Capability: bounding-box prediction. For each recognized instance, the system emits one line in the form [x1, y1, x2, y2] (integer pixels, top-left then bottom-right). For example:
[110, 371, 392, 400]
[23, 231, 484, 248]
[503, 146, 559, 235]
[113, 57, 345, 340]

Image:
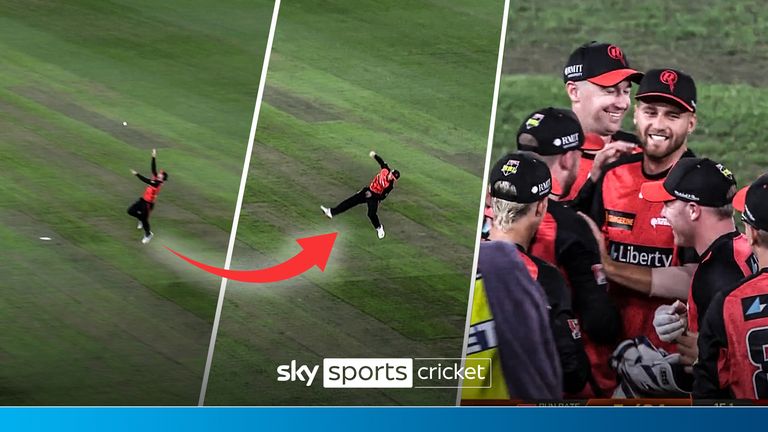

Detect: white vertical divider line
[455, 0, 511, 406]
[197, 0, 282, 406]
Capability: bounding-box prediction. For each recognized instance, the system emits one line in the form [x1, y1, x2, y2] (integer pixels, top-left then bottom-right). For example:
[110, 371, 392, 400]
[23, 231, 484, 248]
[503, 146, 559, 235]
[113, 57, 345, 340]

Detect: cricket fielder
[127, 148, 168, 244]
[321, 151, 400, 239]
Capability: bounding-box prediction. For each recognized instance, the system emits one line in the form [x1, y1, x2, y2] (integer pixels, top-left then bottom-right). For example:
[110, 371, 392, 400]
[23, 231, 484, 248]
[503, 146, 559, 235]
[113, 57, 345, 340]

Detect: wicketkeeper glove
[653, 301, 687, 343]
[610, 336, 690, 398]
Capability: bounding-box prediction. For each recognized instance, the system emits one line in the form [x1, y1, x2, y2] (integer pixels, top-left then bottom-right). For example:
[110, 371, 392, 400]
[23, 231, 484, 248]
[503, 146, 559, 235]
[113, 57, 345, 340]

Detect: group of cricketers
[122, 40, 768, 403]
[464, 41, 768, 402]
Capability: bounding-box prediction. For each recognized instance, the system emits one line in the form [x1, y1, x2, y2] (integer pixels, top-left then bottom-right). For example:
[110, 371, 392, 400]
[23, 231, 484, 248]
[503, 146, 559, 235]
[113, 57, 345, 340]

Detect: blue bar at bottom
[0, 407, 763, 432]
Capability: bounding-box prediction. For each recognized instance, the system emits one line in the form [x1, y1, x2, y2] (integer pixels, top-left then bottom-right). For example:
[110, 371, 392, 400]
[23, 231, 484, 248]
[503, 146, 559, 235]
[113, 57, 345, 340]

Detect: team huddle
[463, 42, 768, 401]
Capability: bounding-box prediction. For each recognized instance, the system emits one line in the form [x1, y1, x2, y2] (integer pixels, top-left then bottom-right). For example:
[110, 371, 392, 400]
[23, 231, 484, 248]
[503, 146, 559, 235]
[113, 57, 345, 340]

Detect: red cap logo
[660, 70, 678, 92]
[607, 45, 626, 66]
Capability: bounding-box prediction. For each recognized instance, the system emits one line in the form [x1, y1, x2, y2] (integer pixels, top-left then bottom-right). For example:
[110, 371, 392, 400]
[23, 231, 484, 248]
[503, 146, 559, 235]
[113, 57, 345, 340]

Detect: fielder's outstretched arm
[131, 169, 161, 186]
[151, 149, 158, 176]
[370, 151, 389, 169]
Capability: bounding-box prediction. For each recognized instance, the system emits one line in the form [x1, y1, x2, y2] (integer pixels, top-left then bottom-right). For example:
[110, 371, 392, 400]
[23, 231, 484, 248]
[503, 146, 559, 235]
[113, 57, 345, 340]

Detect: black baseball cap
[734, 174, 768, 231]
[641, 158, 736, 207]
[636, 68, 697, 113]
[489, 152, 552, 204]
[563, 42, 643, 86]
[516, 107, 585, 155]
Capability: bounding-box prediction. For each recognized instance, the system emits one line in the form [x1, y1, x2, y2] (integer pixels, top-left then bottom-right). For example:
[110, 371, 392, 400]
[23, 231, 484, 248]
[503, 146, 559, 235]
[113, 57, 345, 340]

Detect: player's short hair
[710, 185, 737, 220]
[491, 181, 535, 231]
[160, 170, 169, 181]
[392, 170, 400, 179]
[754, 228, 768, 248]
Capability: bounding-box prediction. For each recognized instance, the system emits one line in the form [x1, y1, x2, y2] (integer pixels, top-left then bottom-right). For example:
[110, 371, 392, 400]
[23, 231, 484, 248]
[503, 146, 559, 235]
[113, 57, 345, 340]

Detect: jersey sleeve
[556, 213, 622, 344]
[612, 130, 642, 145]
[136, 173, 160, 186]
[538, 261, 590, 394]
[693, 261, 747, 330]
[373, 154, 389, 169]
[151, 156, 158, 176]
[693, 291, 733, 399]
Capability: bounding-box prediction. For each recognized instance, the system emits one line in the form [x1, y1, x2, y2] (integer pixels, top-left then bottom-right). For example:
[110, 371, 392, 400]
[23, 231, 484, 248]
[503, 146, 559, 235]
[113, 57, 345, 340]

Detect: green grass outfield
[205, 1, 503, 405]
[0, 0, 273, 404]
[0, 0, 503, 405]
[495, 0, 768, 183]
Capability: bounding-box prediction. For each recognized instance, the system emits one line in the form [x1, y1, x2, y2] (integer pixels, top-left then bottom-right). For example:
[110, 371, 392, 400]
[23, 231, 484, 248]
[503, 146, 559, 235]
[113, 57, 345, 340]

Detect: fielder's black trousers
[331, 187, 382, 229]
[127, 198, 154, 236]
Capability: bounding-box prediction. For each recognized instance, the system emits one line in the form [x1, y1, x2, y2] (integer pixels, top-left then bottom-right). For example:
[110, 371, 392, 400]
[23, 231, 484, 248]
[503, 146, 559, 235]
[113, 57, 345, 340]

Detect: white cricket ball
[122, 121, 128, 126]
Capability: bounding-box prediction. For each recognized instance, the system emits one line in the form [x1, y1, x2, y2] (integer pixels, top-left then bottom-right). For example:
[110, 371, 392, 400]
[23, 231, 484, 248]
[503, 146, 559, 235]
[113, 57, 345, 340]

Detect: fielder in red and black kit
[635, 158, 756, 396]
[588, 149, 698, 350]
[321, 151, 400, 240]
[515, 107, 621, 397]
[578, 70, 704, 358]
[128, 149, 167, 244]
[686, 231, 756, 334]
[695, 174, 768, 400]
[561, 42, 645, 204]
[639, 157, 758, 334]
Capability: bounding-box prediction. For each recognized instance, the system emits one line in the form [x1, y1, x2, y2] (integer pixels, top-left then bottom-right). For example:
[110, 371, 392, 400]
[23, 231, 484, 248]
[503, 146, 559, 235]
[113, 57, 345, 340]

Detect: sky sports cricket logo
[276, 358, 492, 388]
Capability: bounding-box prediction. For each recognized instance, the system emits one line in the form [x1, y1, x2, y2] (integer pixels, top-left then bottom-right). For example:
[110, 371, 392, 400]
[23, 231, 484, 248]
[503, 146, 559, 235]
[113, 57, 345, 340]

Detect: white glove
[369, 151, 376, 158]
[653, 301, 687, 343]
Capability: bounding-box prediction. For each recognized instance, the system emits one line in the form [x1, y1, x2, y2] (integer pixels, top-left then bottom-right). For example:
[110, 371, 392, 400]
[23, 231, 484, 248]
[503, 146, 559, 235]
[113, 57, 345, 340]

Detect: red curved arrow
[165, 232, 338, 283]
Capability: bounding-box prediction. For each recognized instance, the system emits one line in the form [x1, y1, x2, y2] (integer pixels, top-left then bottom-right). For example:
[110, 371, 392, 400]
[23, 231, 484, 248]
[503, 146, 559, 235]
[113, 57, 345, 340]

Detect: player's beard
[642, 133, 687, 163]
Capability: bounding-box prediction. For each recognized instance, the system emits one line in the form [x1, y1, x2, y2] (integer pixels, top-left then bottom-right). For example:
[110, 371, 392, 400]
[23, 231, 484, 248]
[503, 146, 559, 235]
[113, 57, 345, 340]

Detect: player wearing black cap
[321, 151, 400, 239]
[639, 159, 755, 393]
[562, 42, 643, 202]
[127, 148, 168, 245]
[580, 69, 701, 356]
[463, 242, 562, 401]
[695, 174, 768, 400]
[472, 152, 589, 396]
[516, 107, 621, 397]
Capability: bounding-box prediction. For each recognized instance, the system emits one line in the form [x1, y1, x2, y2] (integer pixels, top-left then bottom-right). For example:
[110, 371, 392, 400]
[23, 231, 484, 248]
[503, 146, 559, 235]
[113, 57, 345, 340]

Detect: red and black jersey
[694, 269, 768, 400]
[687, 231, 756, 333]
[136, 156, 163, 203]
[589, 150, 698, 352]
[529, 198, 621, 396]
[564, 152, 597, 202]
[515, 244, 590, 395]
[369, 168, 393, 195]
[563, 130, 642, 202]
[137, 174, 163, 203]
[368, 154, 395, 198]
